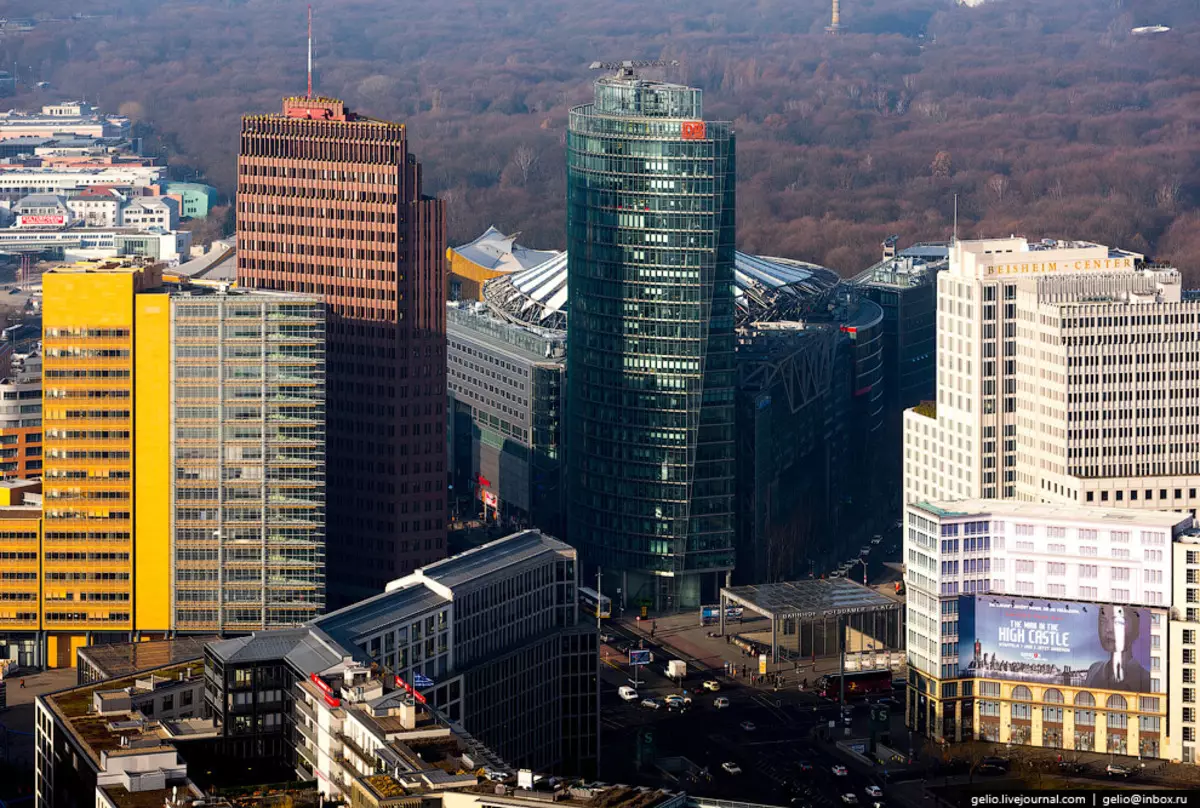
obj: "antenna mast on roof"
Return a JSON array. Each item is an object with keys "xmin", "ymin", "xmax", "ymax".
[
  {"xmin": 953, "ymin": 194, "xmax": 959, "ymax": 245},
  {"xmin": 307, "ymin": 4, "xmax": 314, "ymax": 98},
  {"xmin": 589, "ymin": 60, "xmax": 679, "ymax": 80}
]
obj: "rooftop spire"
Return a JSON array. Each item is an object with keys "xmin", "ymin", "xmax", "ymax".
[{"xmin": 307, "ymin": 4, "xmax": 313, "ymax": 99}]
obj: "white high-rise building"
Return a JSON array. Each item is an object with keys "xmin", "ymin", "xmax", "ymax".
[{"xmin": 904, "ymin": 237, "xmax": 1200, "ymax": 517}]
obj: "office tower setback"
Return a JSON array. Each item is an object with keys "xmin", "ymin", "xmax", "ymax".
[
  {"xmin": 236, "ymin": 96, "xmax": 448, "ymax": 605},
  {"xmin": 23, "ymin": 259, "xmax": 326, "ymax": 668},
  {"xmin": 566, "ymin": 65, "xmax": 736, "ymax": 610}
]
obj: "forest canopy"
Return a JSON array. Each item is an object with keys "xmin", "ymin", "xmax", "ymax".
[{"xmin": 6, "ymin": 0, "xmax": 1200, "ymax": 278}]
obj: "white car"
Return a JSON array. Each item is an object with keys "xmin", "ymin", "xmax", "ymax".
[
  {"xmin": 664, "ymin": 694, "xmax": 692, "ymax": 709},
  {"xmin": 640, "ymin": 698, "xmax": 662, "ymax": 710},
  {"xmin": 865, "ymin": 786, "xmax": 883, "ymax": 798},
  {"xmin": 703, "ymin": 680, "xmax": 721, "ymax": 691},
  {"xmin": 714, "ymin": 696, "xmax": 730, "ymax": 709},
  {"xmin": 832, "ymin": 765, "xmax": 849, "ymax": 777},
  {"xmin": 722, "ymin": 762, "xmax": 743, "ymax": 775},
  {"xmin": 618, "ymin": 686, "xmax": 638, "ymax": 702},
  {"xmin": 841, "ymin": 795, "xmax": 859, "ymax": 806},
  {"xmin": 740, "ymin": 720, "xmax": 757, "ymax": 731}
]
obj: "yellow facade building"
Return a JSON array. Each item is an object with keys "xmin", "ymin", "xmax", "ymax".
[
  {"xmin": 0, "ymin": 259, "xmax": 326, "ymax": 668},
  {"xmin": 0, "ymin": 480, "xmax": 43, "ymax": 653},
  {"xmin": 42, "ymin": 261, "xmax": 164, "ymax": 666}
]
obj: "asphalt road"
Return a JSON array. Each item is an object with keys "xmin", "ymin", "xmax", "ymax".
[
  {"xmin": 594, "ymin": 520, "xmax": 913, "ymax": 806},
  {"xmin": 597, "ymin": 633, "xmax": 912, "ymax": 808}
]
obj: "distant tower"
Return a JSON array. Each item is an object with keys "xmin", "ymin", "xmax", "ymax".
[{"xmin": 827, "ymin": 0, "xmax": 844, "ymax": 34}]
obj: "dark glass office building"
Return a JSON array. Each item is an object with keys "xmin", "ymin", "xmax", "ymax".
[{"xmin": 566, "ymin": 66, "xmax": 736, "ymax": 611}]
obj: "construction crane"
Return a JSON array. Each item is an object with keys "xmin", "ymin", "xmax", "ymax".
[{"xmin": 589, "ymin": 60, "xmax": 679, "ymax": 79}]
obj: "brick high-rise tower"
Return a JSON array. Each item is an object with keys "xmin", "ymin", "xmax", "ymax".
[{"xmin": 236, "ymin": 95, "xmax": 447, "ymax": 606}]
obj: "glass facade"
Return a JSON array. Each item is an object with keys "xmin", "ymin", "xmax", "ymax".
[
  {"xmin": 171, "ymin": 293, "xmax": 326, "ymax": 632},
  {"xmin": 566, "ymin": 73, "xmax": 736, "ymax": 610}
]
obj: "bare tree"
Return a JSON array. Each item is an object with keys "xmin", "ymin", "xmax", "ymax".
[
  {"xmin": 511, "ymin": 144, "xmax": 539, "ymax": 185},
  {"xmin": 1156, "ymin": 179, "xmax": 1182, "ymax": 211},
  {"xmin": 988, "ymin": 174, "xmax": 1010, "ymax": 203}
]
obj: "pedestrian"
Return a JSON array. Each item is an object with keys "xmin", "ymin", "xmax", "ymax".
[{"xmin": 20, "ymin": 678, "xmax": 25, "ymax": 688}]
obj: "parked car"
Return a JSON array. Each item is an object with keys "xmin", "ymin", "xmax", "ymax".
[
  {"xmin": 870, "ymin": 535, "xmax": 882, "ymax": 545},
  {"xmin": 832, "ymin": 765, "xmax": 848, "ymax": 777},
  {"xmin": 722, "ymin": 762, "xmax": 743, "ymax": 775},
  {"xmin": 1106, "ymin": 764, "xmax": 1134, "ymax": 779},
  {"xmin": 860, "ymin": 546, "xmax": 871, "ymax": 556},
  {"xmin": 841, "ymin": 795, "xmax": 859, "ymax": 805},
  {"xmin": 740, "ymin": 720, "xmax": 757, "ymax": 731},
  {"xmin": 714, "ymin": 696, "xmax": 730, "ymax": 709},
  {"xmin": 703, "ymin": 680, "xmax": 721, "ymax": 691},
  {"xmin": 618, "ymin": 686, "xmax": 638, "ymax": 702},
  {"xmin": 640, "ymin": 698, "xmax": 662, "ymax": 710},
  {"xmin": 865, "ymin": 786, "xmax": 883, "ymax": 798}
]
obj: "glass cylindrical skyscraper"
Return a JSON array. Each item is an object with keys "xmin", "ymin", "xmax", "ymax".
[{"xmin": 566, "ymin": 67, "xmax": 736, "ymax": 611}]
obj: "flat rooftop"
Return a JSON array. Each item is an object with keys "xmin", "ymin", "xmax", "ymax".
[
  {"xmin": 101, "ymin": 786, "xmax": 195, "ymax": 808},
  {"xmin": 723, "ymin": 577, "xmax": 902, "ymax": 621},
  {"xmin": 78, "ymin": 636, "xmax": 216, "ymax": 680},
  {"xmin": 914, "ymin": 498, "xmax": 1191, "ymax": 529},
  {"xmin": 41, "ymin": 658, "xmax": 206, "ymax": 768},
  {"xmin": 460, "ymin": 782, "xmax": 683, "ymax": 808},
  {"xmin": 418, "ymin": 529, "xmax": 573, "ymax": 589}
]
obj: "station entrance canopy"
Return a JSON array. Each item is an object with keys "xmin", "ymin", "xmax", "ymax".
[{"xmin": 720, "ymin": 578, "xmax": 904, "ymax": 664}]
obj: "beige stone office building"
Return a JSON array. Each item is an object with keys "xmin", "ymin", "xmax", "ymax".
[{"xmin": 904, "ymin": 236, "xmax": 1200, "ymax": 517}]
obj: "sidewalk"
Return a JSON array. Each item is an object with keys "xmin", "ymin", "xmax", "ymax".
[
  {"xmin": 0, "ymin": 668, "xmax": 76, "ymax": 771},
  {"xmin": 619, "ymin": 611, "xmax": 846, "ymax": 684}
]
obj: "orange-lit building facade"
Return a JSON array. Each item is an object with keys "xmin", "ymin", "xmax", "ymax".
[
  {"xmin": 41, "ymin": 262, "xmax": 154, "ymax": 666},
  {"xmin": 236, "ymin": 96, "xmax": 448, "ymax": 605},
  {"xmin": 0, "ymin": 260, "xmax": 326, "ymax": 668},
  {"xmin": 0, "ymin": 480, "xmax": 43, "ymax": 664},
  {"xmin": 0, "ymin": 352, "xmax": 42, "ymax": 479}
]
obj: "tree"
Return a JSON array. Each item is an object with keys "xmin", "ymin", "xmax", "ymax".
[
  {"xmin": 931, "ymin": 151, "xmax": 953, "ymax": 180},
  {"xmin": 988, "ymin": 175, "xmax": 1010, "ymax": 204},
  {"xmin": 510, "ymin": 144, "xmax": 539, "ymax": 186}
]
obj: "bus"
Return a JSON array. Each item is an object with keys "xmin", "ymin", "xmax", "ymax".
[
  {"xmin": 578, "ymin": 586, "xmax": 612, "ymax": 619},
  {"xmin": 816, "ymin": 669, "xmax": 892, "ymax": 700}
]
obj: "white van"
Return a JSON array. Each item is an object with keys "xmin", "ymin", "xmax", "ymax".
[{"xmin": 618, "ymin": 686, "xmax": 638, "ymax": 702}]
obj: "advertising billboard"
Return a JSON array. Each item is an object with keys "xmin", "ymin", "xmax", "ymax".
[
  {"xmin": 18, "ymin": 215, "xmax": 66, "ymax": 227},
  {"xmin": 628, "ymin": 649, "xmax": 651, "ymax": 667},
  {"xmin": 957, "ymin": 596, "xmax": 1158, "ymax": 694}
]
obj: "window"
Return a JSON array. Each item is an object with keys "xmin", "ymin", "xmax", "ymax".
[{"xmin": 1048, "ymin": 563, "xmax": 1066, "ymax": 576}]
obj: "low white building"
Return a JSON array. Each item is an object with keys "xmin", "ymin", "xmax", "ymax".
[
  {"xmin": 66, "ymin": 187, "xmax": 125, "ymax": 227},
  {"xmin": 121, "ymin": 196, "xmax": 178, "ymax": 230},
  {"xmin": 0, "ymin": 165, "xmax": 164, "ymax": 200},
  {"xmin": 905, "ymin": 498, "xmax": 1183, "ymax": 758}
]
